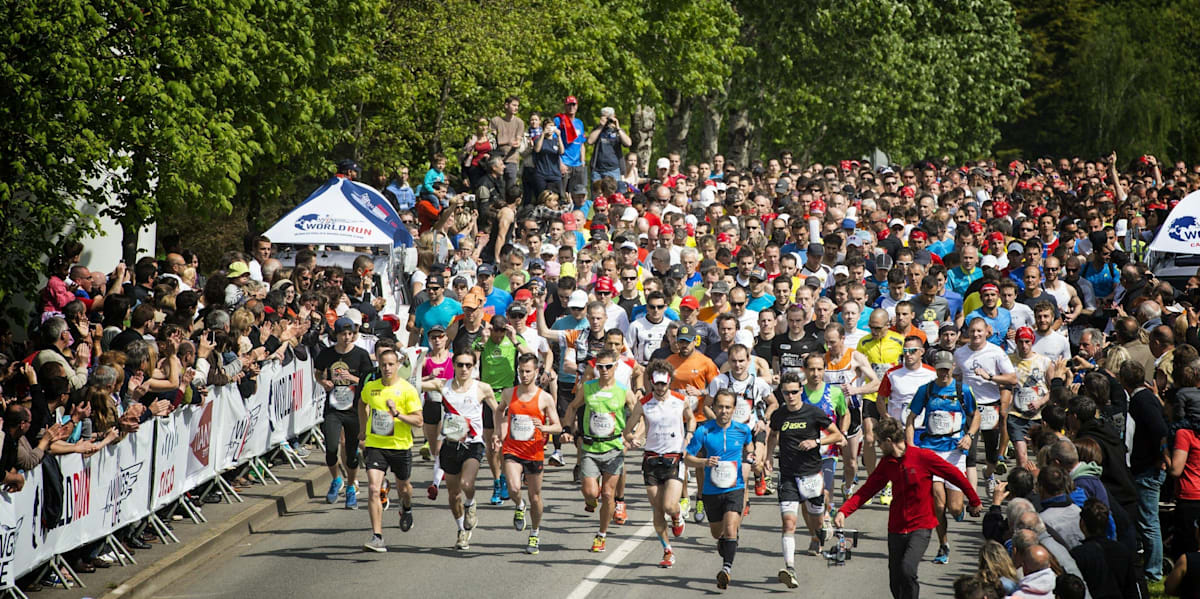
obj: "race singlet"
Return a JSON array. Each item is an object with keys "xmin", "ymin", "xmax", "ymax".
[{"xmin": 589, "ymin": 411, "xmax": 617, "ymax": 437}]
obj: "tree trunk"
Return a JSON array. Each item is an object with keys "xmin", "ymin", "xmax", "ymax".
[
  {"xmin": 631, "ymin": 103, "xmax": 656, "ymax": 171},
  {"xmin": 725, "ymin": 107, "xmax": 753, "ymax": 168},
  {"xmin": 664, "ymin": 89, "xmax": 692, "ymax": 163},
  {"xmin": 699, "ymin": 85, "xmax": 727, "ymax": 163}
]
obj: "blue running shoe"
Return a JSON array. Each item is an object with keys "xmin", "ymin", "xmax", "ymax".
[
  {"xmin": 490, "ymin": 478, "xmax": 503, "ymax": 505},
  {"xmin": 500, "ymin": 473, "xmax": 510, "ymax": 500},
  {"xmin": 345, "ymin": 485, "xmax": 359, "ymax": 510},
  {"xmin": 327, "ymin": 477, "xmax": 343, "ymax": 504},
  {"xmin": 933, "ymin": 544, "xmax": 950, "ymax": 564}
]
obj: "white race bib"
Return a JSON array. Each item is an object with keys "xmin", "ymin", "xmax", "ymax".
[
  {"xmin": 1013, "ymin": 387, "xmax": 1038, "ymax": 414},
  {"xmin": 370, "ymin": 409, "xmax": 395, "ymax": 437},
  {"xmin": 797, "ymin": 472, "xmax": 823, "ymax": 500},
  {"xmin": 330, "ymin": 386, "xmax": 355, "ymax": 411},
  {"xmin": 872, "ymin": 363, "xmax": 891, "ymax": 380},
  {"xmin": 927, "ymin": 410, "xmax": 963, "ymax": 436},
  {"xmin": 509, "ymin": 414, "xmax": 536, "ymax": 441},
  {"xmin": 733, "ymin": 401, "xmax": 752, "ymax": 424},
  {"xmin": 442, "ymin": 413, "xmax": 469, "ymax": 442},
  {"xmin": 589, "ymin": 411, "xmax": 616, "ymax": 437},
  {"xmin": 980, "ymin": 405, "xmax": 1000, "ymax": 431},
  {"xmin": 686, "ymin": 394, "xmax": 699, "ymax": 411},
  {"xmin": 712, "ymin": 460, "xmax": 738, "ymax": 489}
]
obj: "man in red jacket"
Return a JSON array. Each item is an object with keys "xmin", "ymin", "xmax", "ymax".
[{"xmin": 834, "ymin": 416, "xmax": 982, "ymax": 599}]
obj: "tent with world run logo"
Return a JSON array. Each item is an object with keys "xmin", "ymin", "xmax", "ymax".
[
  {"xmin": 1150, "ymin": 189, "xmax": 1200, "ymax": 254},
  {"xmin": 263, "ymin": 175, "xmax": 417, "ymax": 315}
]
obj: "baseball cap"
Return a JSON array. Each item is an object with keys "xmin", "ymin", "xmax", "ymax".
[
  {"xmin": 594, "ymin": 276, "xmax": 616, "ymax": 293},
  {"xmin": 621, "ymin": 207, "xmax": 638, "ymax": 222},
  {"xmin": 668, "ymin": 264, "xmax": 687, "ymax": 280},
  {"xmin": 651, "ymin": 371, "xmax": 671, "ymax": 385},
  {"xmin": 619, "ymin": 240, "xmax": 638, "ymax": 252},
  {"xmin": 659, "ymin": 223, "xmax": 674, "ymax": 236},
  {"xmin": 462, "ymin": 288, "xmax": 485, "ymax": 308},
  {"xmin": 477, "ymin": 264, "xmax": 495, "ymax": 276},
  {"xmin": 679, "ymin": 296, "xmax": 699, "ymax": 310},
  {"xmin": 428, "ymin": 324, "xmax": 447, "ymax": 336},
  {"xmin": 989, "ymin": 232, "xmax": 1005, "ymax": 244},
  {"xmin": 568, "ymin": 289, "xmax": 589, "ymax": 308},
  {"xmin": 228, "ymin": 261, "xmax": 250, "ymax": 278},
  {"xmin": 540, "ymin": 244, "xmax": 558, "ymax": 257},
  {"xmin": 656, "ymin": 157, "xmax": 671, "ymax": 170},
  {"xmin": 1016, "ymin": 326, "xmax": 1035, "ymax": 341},
  {"xmin": 969, "ymin": 221, "xmax": 985, "ymax": 234},
  {"xmin": 571, "ymin": 183, "xmax": 588, "ymax": 196},
  {"xmin": 428, "ymin": 274, "xmax": 446, "ymax": 288},
  {"xmin": 804, "ymin": 276, "xmax": 822, "ymax": 289},
  {"xmin": 710, "ymin": 281, "xmax": 731, "ymax": 294},
  {"xmin": 564, "ymin": 95, "xmax": 578, "ymax": 105},
  {"xmin": 1007, "ymin": 241, "xmax": 1025, "ymax": 254},
  {"xmin": 562, "ymin": 213, "xmax": 579, "ymax": 231},
  {"xmin": 874, "ymin": 253, "xmax": 893, "ymax": 270},
  {"xmin": 981, "ymin": 255, "xmax": 1000, "ymax": 268},
  {"xmin": 842, "ymin": 218, "xmax": 857, "ymax": 230},
  {"xmin": 889, "ymin": 218, "xmax": 905, "ymax": 228},
  {"xmin": 933, "ymin": 351, "xmax": 955, "ymax": 370},
  {"xmin": 807, "ymin": 244, "xmax": 825, "ymax": 257},
  {"xmin": 513, "ymin": 288, "xmax": 533, "ymax": 301},
  {"xmin": 334, "ymin": 317, "xmax": 356, "ymax": 334},
  {"xmin": 939, "ymin": 322, "xmax": 958, "ymax": 335},
  {"xmin": 750, "ymin": 267, "xmax": 768, "ymax": 281},
  {"xmin": 676, "ymin": 324, "xmax": 698, "ymax": 342},
  {"xmin": 507, "ymin": 303, "xmax": 529, "ymax": 317},
  {"xmin": 833, "ymin": 265, "xmax": 849, "ymax": 277},
  {"xmin": 527, "ymin": 258, "xmax": 545, "ymax": 271}
]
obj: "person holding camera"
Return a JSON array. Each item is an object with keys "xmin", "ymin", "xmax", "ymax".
[
  {"xmin": 587, "ymin": 107, "xmax": 631, "ymax": 182},
  {"xmin": 531, "ymin": 118, "xmax": 565, "ymax": 201}
]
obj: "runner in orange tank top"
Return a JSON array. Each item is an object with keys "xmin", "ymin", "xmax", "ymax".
[{"xmin": 495, "ymin": 353, "xmax": 562, "ymax": 554}]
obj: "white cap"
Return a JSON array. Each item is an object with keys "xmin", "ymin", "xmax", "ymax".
[
  {"xmin": 345, "ymin": 308, "xmax": 364, "ymax": 325},
  {"xmin": 656, "ymin": 157, "xmax": 671, "ymax": 170},
  {"xmin": 621, "ymin": 206, "xmax": 639, "ymax": 221},
  {"xmin": 685, "ymin": 214, "xmax": 698, "ymax": 227},
  {"xmin": 621, "ymin": 240, "xmax": 639, "ymax": 251},
  {"xmin": 651, "ymin": 371, "xmax": 670, "ymax": 384},
  {"xmin": 847, "ymin": 235, "xmax": 864, "ymax": 247},
  {"xmin": 699, "ymin": 187, "xmax": 716, "ymax": 204},
  {"xmin": 889, "ymin": 218, "xmax": 904, "ymax": 228},
  {"xmin": 716, "ymin": 182, "xmax": 727, "ymax": 191},
  {"xmin": 1115, "ymin": 218, "xmax": 1129, "ymax": 237},
  {"xmin": 568, "ymin": 289, "xmax": 589, "ymax": 308},
  {"xmin": 540, "ymin": 244, "xmax": 558, "ymax": 256},
  {"xmin": 833, "ymin": 265, "xmax": 849, "ymax": 276},
  {"xmin": 981, "ymin": 255, "xmax": 1000, "ymax": 268}
]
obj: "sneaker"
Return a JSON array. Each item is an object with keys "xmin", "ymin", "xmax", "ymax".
[
  {"xmin": 526, "ymin": 534, "xmax": 540, "ymax": 555},
  {"xmin": 934, "ymin": 544, "xmax": 950, "ymax": 565},
  {"xmin": 399, "ymin": 508, "xmax": 414, "ymax": 532},
  {"xmin": 659, "ymin": 549, "xmax": 676, "ymax": 568},
  {"xmin": 808, "ymin": 538, "xmax": 822, "ymax": 556},
  {"xmin": 584, "ymin": 499, "xmax": 598, "ymax": 513},
  {"xmin": 380, "ymin": 480, "xmax": 390, "ymax": 511},
  {"xmin": 995, "ymin": 459, "xmax": 1008, "ymax": 475},
  {"xmin": 465, "ymin": 503, "xmax": 478, "ymax": 530},
  {"xmin": 345, "ymin": 486, "xmax": 359, "ymax": 510},
  {"xmin": 742, "ymin": 503, "xmax": 750, "ymax": 517},
  {"xmin": 548, "ymin": 450, "xmax": 565, "ymax": 467},
  {"xmin": 419, "ymin": 441, "xmax": 431, "ymax": 461},
  {"xmin": 427, "ymin": 483, "xmax": 439, "ymax": 501},
  {"xmin": 879, "ymin": 482, "xmax": 893, "ymax": 506},
  {"xmin": 822, "ymin": 514, "xmax": 832, "ymax": 540},
  {"xmin": 326, "ymin": 477, "xmax": 344, "ymax": 504},
  {"xmin": 679, "ymin": 497, "xmax": 691, "ymax": 520},
  {"xmin": 513, "ymin": 507, "xmax": 526, "ymax": 531},
  {"xmin": 716, "ymin": 568, "xmax": 731, "ymax": 589},
  {"xmin": 842, "ymin": 480, "xmax": 855, "ymax": 502},
  {"xmin": 590, "ymin": 535, "xmax": 607, "ymax": 553},
  {"xmin": 764, "ymin": 474, "xmax": 777, "ymax": 495},
  {"xmin": 755, "ymin": 476, "xmax": 767, "ymax": 496},
  {"xmin": 671, "ymin": 517, "xmax": 685, "ymax": 538},
  {"xmin": 491, "ymin": 479, "xmax": 503, "ymax": 505},
  {"xmin": 500, "ymin": 474, "xmax": 510, "ymax": 500},
  {"xmin": 694, "ymin": 500, "xmax": 706, "ymax": 523},
  {"xmin": 778, "ymin": 567, "xmax": 799, "ymax": 588},
  {"xmin": 294, "ymin": 445, "xmax": 311, "ymax": 459},
  {"xmin": 455, "ymin": 529, "xmax": 471, "ymax": 550},
  {"xmin": 363, "ymin": 536, "xmax": 386, "ymax": 552},
  {"xmin": 954, "ymin": 507, "xmax": 966, "ymax": 523},
  {"xmin": 986, "ymin": 476, "xmax": 998, "ymax": 497},
  {"xmin": 613, "ymin": 500, "xmax": 627, "ymax": 525}
]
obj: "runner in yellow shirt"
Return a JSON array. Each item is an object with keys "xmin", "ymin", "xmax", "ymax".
[{"xmin": 855, "ymin": 309, "xmax": 905, "ymax": 504}]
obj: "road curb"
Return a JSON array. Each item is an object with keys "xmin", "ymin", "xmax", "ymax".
[{"xmin": 101, "ymin": 466, "xmax": 332, "ymax": 599}]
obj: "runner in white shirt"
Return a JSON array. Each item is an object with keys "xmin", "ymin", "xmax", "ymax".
[
  {"xmin": 627, "ymin": 291, "xmax": 673, "ymax": 363},
  {"xmin": 1030, "ymin": 301, "xmax": 1070, "ymax": 363},
  {"xmin": 840, "ymin": 300, "xmax": 869, "ymax": 348},
  {"xmin": 954, "ymin": 317, "xmax": 1017, "ymax": 496},
  {"xmin": 999, "ymin": 280, "xmax": 1035, "ymax": 352},
  {"xmin": 707, "ymin": 345, "xmax": 777, "ymax": 502},
  {"xmin": 876, "ymin": 336, "xmax": 938, "ymax": 425},
  {"xmin": 821, "ymin": 323, "xmax": 880, "ymax": 499}
]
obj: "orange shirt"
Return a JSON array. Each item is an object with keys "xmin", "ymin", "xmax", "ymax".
[
  {"xmin": 697, "ymin": 305, "xmax": 728, "ymax": 324},
  {"xmin": 667, "ymin": 351, "xmax": 720, "ymax": 421},
  {"xmin": 501, "ymin": 387, "xmax": 549, "ymax": 462},
  {"xmin": 891, "ymin": 324, "xmax": 927, "ymax": 345}
]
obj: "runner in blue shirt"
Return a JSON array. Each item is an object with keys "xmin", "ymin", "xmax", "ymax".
[
  {"xmin": 964, "ymin": 283, "xmax": 1011, "ymax": 348},
  {"xmin": 686, "ymin": 389, "xmax": 756, "ymax": 589}
]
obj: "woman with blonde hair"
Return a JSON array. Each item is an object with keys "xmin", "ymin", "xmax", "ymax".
[{"xmin": 976, "ymin": 540, "xmax": 1019, "ymax": 596}]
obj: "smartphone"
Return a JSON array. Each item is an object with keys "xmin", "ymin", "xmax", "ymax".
[{"xmin": 55, "ymin": 406, "xmax": 65, "ymax": 424}]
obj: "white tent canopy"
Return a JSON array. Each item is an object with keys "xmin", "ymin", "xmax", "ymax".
[
  {"xmin": 1149, "ymin": 189, "xmax": 1200, "ymax": 255},
  {"xmin": 263, "ymin": 176, "xmax": 414, "ymax": 248}
]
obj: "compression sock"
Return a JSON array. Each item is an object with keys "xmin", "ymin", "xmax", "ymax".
[
  {"xmin": 455, "ymin": 516, "xmax": 465, "ymax": 531},
  {"xmin": 781, "ymin": 534, "xmax": 796, "ymax": 568},
  {"xmin": 432, "ymin": 457, "xmax": 444, "ymax": 487},
  {"xmin": 717, "ymin": 537, "xmax": 738, "ymax": 570}
]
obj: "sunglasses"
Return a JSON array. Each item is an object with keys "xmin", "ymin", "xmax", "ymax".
[
  {"xmin": 647, "ymin": 304, "xmax": 666, "ymax": 310},
  {"xmin": 427, "ymin": 286, "xmax": 442, "ymax": 292},
  {"xmin": 730, "ymin": 302, "xmax": 746, "ymax": 308},
  {"xmin": 596, "ymin": 290, "xmax": 611, "ymax": 296},
  {"xmin": 595, "ymin": 363, "xmax": 615, "ymax": 371},
  {"xmin": 621, "ymin": 276, "xmax": 637, "ymax": 281},
  {"xmin": 454, "ymin": 361, "xmax": 474, "ymax": 368},
  {"xmin": 902, "ymin": 347, "xmax": 920, "ymax": 354},
  {"xmin": 783, "ymin": 388, "xmax": 802, "ymax": 395}
]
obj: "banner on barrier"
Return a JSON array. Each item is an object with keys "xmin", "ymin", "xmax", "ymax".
[{"xmin": 153, "ymin": 412, "xmax": 189, "ymax": 510}]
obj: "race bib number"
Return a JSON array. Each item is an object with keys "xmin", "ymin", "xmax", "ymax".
[
  {"xmin": 712, "ymin": 460, "xmax": 739, "ymax": 489},
  {"xmin": 733, "ymin": 401, "xmax": 752, "ymax": 424},
  {"xmin": 330, "ymin": 386, "xmax": 355, "ymax": 411},
  {"xmin": 920, "ymin": 320, "xmax": 940, "ymax": 341},
  {"xmin": 1013, "ymin": 387, "xmax": 1038, "ymax": 414},
  {"xmin": 442, "ymin": 413, "xmax": 469, "ymax": 442},
  {"xmin": 980, "ymin": 405, "xmax": 1000, "ymax": 431},
  {"xmin": 589, "ymin": 411, "xmax": 616, "ymax": 437},
  {"xmin": 371, "ymin": 409, "xmax": 395, "ymax": 437},
  {"xmin": 510, "ymin": 414, "xmax": 536, "ymax": 441},
  {"xmin": 797, "ymin": 472, "xmax": 823, "ymax": 500},
  {"xmin": 871, "ymin": 363, "xmax": 891, "ymax": 380},
  {"xmin": 903, "ymin": 404, "xmax": 920, "ymax": 428},
  {"xmin": 927, "ymin": 410, "xmax": 963, "ymax": 436},
  {"xmin": 686, "ymin": 393, "xmax": 699, "ymax": 411}
]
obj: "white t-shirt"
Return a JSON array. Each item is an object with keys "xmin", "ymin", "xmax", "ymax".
[
  {"xmin": 954, "ymin": 343, "xmax": 1015, "ymax": 405},
  {"xmin": 628, "ymin": 316, "xmax": 672, "ymax": 363},
  {"xmin": 1033, "ymin": 331, "xmax": 1071, "ymax": 363},
  {"xmin": 604, "ymin": 303, "xmax": 630, "ymax": 333},
  {"xmin": 518, "ymin": 327, "xmax": 550, "ymax": 357},
  {"xmin": 1005, "ymin": 302, "xmax": 1035, "ymax": 352},
  {"xmin": 878, "ymin": 364, "xmax": 938, "ymax": 421},
  {"xmin": 707, "ymin": 372, "xmax": 774, "ymax": 427}
]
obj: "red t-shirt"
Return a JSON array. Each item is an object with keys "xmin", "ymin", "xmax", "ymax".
[{"xmin": 1175, "ymin": 428, "xmax": 1200, "ymax": 501}]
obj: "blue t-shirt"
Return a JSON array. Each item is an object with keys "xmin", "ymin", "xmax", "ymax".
[
  {"xmin": 483, "ymin": 287, "xmax": 513, "ymax": 315},
  {"xmin": 942, "ymin": 289, "xmax": 964, "ymax": 318},
  {"xmin": 1081, "ymin": 261, "xmax": 1118, "ymax": 299},
  {"xmin": 746, "ymin": 294, "xmax": 775, "ymax": 313},
  {"xmin": 630, "ymin": 305, "xmax": 679, "ymax": 322},
  {"xmin": 413, "ymin": 297, "xmax": 463, "ymax": 346},
  {"xmin": 928, "ymin": 238, "xmax": 955, "ymax": 259},
  {"xmin": 965, "ymin": 307, "xmax": 1012, "ymax": 349},
  {"xmin": 908, "ymin": 380, "xmax": 977, "ymax": 452},
  {"xmin": 554, "ymin": 116, "xmax": 586, "ymax": 167},
  {"xmin": 687, "ymin": 420, "xmax": 754, "ymax": 495}
]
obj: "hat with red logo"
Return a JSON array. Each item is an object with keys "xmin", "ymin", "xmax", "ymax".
[
  {"xmin": 809, "ymin": 200, "xmax": 826, "ymax": 214},
  {"xmin": 1016, "ymin": 326, "xmax": 1035, "ymax": 341},
  {"xmin": 594, "ymin": 276, "xmax": 616, "ymax": 293},
  {"xmin": 993, "ymin": 201, "xmax": 1011, "ymax": 217},
  {"xmin": 564, "ymin": 95, "xmax": 578, "ymax": 105}
]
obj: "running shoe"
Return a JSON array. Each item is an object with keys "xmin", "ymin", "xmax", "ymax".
[
  {"xmin": 590, "ymin": 535, "xmax": 607, "ymax": 553},
  {"xmin": 671, "ymin": 517, "xmax": 685, "ymax": 538},
  {"xmin": 613, "ymin": 500, "xmax": 628, "ymax": 525},
  {"xmin": 363, "ymin": 536, "xmax": 386, "ymax": 552},
  {"xmin": 996, "ymin": 459, "xmax": 1008, "ymax": 475},
  {"xmin": 345, "ymin": 486, "xmax": 359, "ymax": 510},
  {"xmin": 879, "ymin": 482, "xmax": 893, "ymax": 506},
  {"xmin": 548, "ymin": 450, "xmax": 565, "ymax": 467},
  {"xmin": 399, "ymin": 508, "xmax": 414, "ymax": 532},
  {"xmin": 380, "ymin": 480, "xmax": 390, "ymax": 511},
  {"xmin": 716, "ymin": 568, "xmax": 731, "ymax": 589},
  {"xmin": 419, "ymin": 441, "xmax": 432, "ymax": 461},
  {"xmin": 679, "ymin": 497, "xmax": 691, "ymax": 520},
  {"xmin": 513, "ymin": 507, "xmax": 526, "ymax": 531},
  {"xmin": 465, "ymin": 503, "xmax": 478, "ymax": 530},
  {"xmin": 742, "ymin": 503, "xmax": 750, "ymax": 517},
  {"xmin": 326, "ymin": 477, "xmax": 343, "ymax": 504},
  {"xmin": 954, "ymin": 507, "xmax": 966, "ymax": 522},
  {"xmin": 765, "ymin": 474, "xmax": 777, "ymax": 495},
  {"xmin": 500, "ymin": 473, "xmax": 510, "ymax": 500},
  {"xmin": 778, "ymin": 567, "xmax": 799, "ymax": 588},
  {"xmin": 986, "ymin": 476, "xmax": 998, "ymax": 497},
  {"xmin": 755, "ymin": 476, "xmax": 767, "ymax": 496},
  {"xmin": 934, "ymin": 544, "xmax": 950, "ymax": 565},
  {"xmin": 842, "ymin": 479, "xmax": 856, "ymax": 502},
  {"xmin": 294, "ymin": 445, "xmax": 311, "ymax": 459},
  {"xmin": 808, "ymin": 538, "xmax": 821, "ymax": 556},
  {"xmin": 822, "ymin": 514, "xmax": 833, "ymax": 541},
  {"xmin": 455, "ymin": 529, "xmax": 471, "ymax": 550},
  {"xmin": 526, "ymin": 534, "xmax": 540, "ymax": 555},
  {"xmin": 659, "ymin": 549, "xmax": 675, "ymax": 568},
  {"xmin": 427, "ymin": 483, "xmax": 439, "ymax": 501},
  {"xmin": 694, "ymin": 500, "xmax": 706, "ymax": 523},
  {"xmin": 584, "ymin": 498, "xmax": 598, "ymax": 513},
  {"xmin": 491, "ymin": 479, "xmax": 503, "ymax": 505}
]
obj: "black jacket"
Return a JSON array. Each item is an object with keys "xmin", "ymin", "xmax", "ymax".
[
  {"xmin": 1077, "ymin": 419, "xmax": 1137, "ymax": 506},
  {"xmin": 1069, "ymin": 535, "xmax": 1140, "ymax": 599}
]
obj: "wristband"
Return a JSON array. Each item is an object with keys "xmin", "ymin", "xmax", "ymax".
[{"xmin": 562, "ymin": 426, "xmax": 572, "ymax": 436}]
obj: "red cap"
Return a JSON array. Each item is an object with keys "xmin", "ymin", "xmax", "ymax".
[
  {"xmin": 1016, "ymin": 326, "xmax": 1035, "ymax": 341},
  {"xmin": 1031, "ymin": 182, "xmax": 1044, "ymax": 191},
  {"xmin": 564, "ymin": 95, "xmax": 578, "ymax": 105},
  {"xmin": 910, "ymin": 230, "xmax": 928, "ymax": 242},
  {"xmin": 809, "ymin": 200, "xmax": 826, "ymax": 214},
  {"xmin": 680, "ymin": 296, "xmax": 699, "ymax": 310},
  {"xmin": 839, "ymin": 160, "xmax": 852, "ymax": 171},
  {"xmin": 1008, "ymin": 160, "xmax": 1021, "ymax": 172},
  {"xmin": 1016, "ymin": 181, "xmax": 1031, "ymax": 191},
  {"xmin": 969, "ymin": 221, "xmax": 984, "ymax": 234},
  {"xmin": 900, "ymin": 186, "xmax": 915, "ymax": 198},
  {"xmin": 1148, "ymin": 202, "xmax": 1167, "ymax": 211},
  {"xmin": 1031, "ymin": 206, "xmax": 1047, "ymax": 218},
  {"xmin": 514, "ymin": 288, "xmax": 533, "ymax": 301},
  {"xmin": 717, "ymin": 232, "xmax": 733, "ymax": 243},
  {"xmin": 612, "ymin": 193, "xmax": 631, "ymax": 206},
  {"xmin": 659, "ymin": 223, "xmax": 674, "ymax": 236},
  {"xmin": 381, "ymin": 314, "xmax": 401, "ymax": 332},
  {"xmin": 993, "ymin": 201, "xmax": 1010, "ymax": 217},
  {"xmin": 594, "ymin": 197, "xmax": 609, "ymax": 210},
  {"xmin": 562, "ymin": 213, "xmax": 578, "ymax": 231},
  {"xmin": 594, "ymin": 276, "xmax": 616, "ymax": 293},
  {"xmin": 989, "ymin": 232, "xmax": 1005, "ymax": 244}
]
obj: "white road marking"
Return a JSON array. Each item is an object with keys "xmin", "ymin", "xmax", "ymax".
[{"xmin": 564, "ymin": 523, "xmax": 656, "ymax": 599}]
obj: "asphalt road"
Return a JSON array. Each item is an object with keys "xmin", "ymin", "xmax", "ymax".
[{"xmin": 166, "ymin": 446, "xmax": 985, "ymax": 599}]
